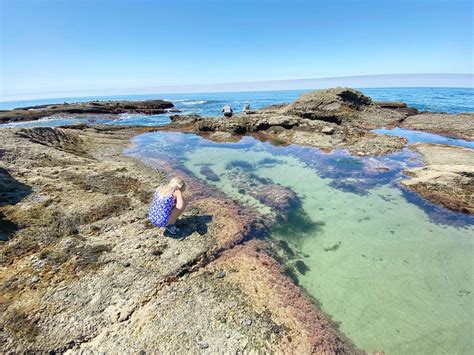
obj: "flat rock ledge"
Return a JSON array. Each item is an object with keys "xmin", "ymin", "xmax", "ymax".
[
  {"xmin": 0, "ymin": 125, "xmax": 356, "ymax": 353},
  {"xmin": 401, "ymin": 143, "xmax": 474, "ymax": 213}
]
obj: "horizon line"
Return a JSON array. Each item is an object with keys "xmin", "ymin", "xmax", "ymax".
[{"xmin": 1, "ymin": 73, "xmax": 472, "ymax": 103}]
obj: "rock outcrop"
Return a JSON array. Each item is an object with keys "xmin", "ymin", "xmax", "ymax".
[
  {"xmin": 166, "ymin": 88, "xmax": 411, "ymax": 155},
  {"xmin": 284, "ymin": 87, "xmax": 373, "ymax": 123},
  {"xmin": 402, "ymin": 143, "xmax": 474, "ymax": 213},
  {"xmin": 0, "ymin": 100, "xmax": 174, "ymax": 124}
]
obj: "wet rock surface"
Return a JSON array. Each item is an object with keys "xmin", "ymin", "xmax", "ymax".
[
  {"xmin": 0, "ymin": 99, "xmax": 174, "ymax": 124},
  {"xmin": 0, "ymin": 125, "xmax": 354, "ymax": 353}
]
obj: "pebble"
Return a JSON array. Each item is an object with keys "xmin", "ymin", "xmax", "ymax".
[
  {"xmin": 216, "ymin": 270, "xmax": 226, "ymax": 278},
  {"xmin": 245, "ymin": 318, "xmax": 252, "ymax": 326},
  {"xmin": 197, "ymin": 341, "xmax": 209, "ymax": 349},
  {"xmin": 321, "ymin": 126, "xmax": 336, "ymax": 135}
]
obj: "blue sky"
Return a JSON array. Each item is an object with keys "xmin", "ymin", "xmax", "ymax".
[{"xmin": 1, "ymin": 0, "xmax": 472, "ymax": 99}]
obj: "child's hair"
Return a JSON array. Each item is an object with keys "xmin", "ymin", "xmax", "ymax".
[{"xmin": 157, "ymin": 176, "xmax": 186, "ymax": 199}]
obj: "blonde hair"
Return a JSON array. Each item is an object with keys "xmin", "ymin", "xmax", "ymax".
[{"xmin": 157, "ymin": 176, "xmax": 186, "ymax": 199}]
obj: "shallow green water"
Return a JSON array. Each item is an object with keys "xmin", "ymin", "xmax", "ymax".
[{"xmin": 126, "ymin": 132, "xmax": 474, "ymax": 354}]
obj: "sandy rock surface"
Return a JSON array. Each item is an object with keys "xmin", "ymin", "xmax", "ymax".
[{"xmin": 402, "ymin": 143, "xmax": 474, "ymax": 213}]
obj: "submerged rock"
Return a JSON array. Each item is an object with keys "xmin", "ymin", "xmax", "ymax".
[
  {"xmin": 226, "ymin": 169, "xmax": 300, "ymax": 220},
  {"xmin": 199, "ymin": 165, "xmax": 220, "ymax": 182}
]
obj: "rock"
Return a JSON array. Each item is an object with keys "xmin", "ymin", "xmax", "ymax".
[
  {"xmin": 321, "ymin": 126, "xmax": 336, "ymax": 135},
  {"xmin": 30, "ymin": 276, "xmax": 39, "ymax": 284},
  {"xmin": 169, "ymin": 114, "xmax": 202, "ymax": 125},
  {"xmin": 376, "ymin": 101, "xmax": 407, "ymax": 109},
  {"xmin": 401, "ymin": 143, "xmax": 474, "ymax": 214},
  {"xmin": 284, "ymin": 87, "xmax": 373, "ymax": 123},
  {"xmin": 200, "ymin": 165, "xmax": 220, "ymax": 182},
  {"xmin": 226, "ymin": 169, "xmax": 300, "ymax": 221},
  {"xmin": 216, "ymin": 270, "xmax": 226, "ymax": 278},
  {"xmin": 0, "ymin": 100, "xmax": 174, "ymax": 124},
  {"xmin": 196, "ymin": 340, "xmax": 209, "ymax": 349},
  {"xmin": 401, "ymin": 112, "xmax": 474, "ymax": 140}
]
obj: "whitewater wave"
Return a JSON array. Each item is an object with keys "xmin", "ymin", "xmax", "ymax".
[{"xmin": 180, "ymin": 100, "xmax": 209, "ymax": 105}]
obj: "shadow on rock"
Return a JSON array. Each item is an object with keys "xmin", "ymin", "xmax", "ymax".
[
  {"xmin": 165, "ymin": 214, "xmax": 213, "ymax": 239},
  {"xmin": 0, "ymin": 168, "xmax": 32, "ymax": 241}
]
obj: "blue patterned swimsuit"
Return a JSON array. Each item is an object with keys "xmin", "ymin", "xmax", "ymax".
[{"xmin": 148, "ymin": 189, "xmax": 175, "ymax": 227}]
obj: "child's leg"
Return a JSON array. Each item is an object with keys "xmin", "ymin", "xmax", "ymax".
[{"xmin": 167, "ymin": 201, "xmax": 187, "ymax": 225}]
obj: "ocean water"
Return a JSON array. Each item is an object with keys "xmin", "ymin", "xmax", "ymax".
[
  {"xmin": 125, "ymin": 131, "xmax": 474, "ymax": 354},
  {"xmin": 1, "ymin": 87, "xmax": 473, "ymax": 129}
]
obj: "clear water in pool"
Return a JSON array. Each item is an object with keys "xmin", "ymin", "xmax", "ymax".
[
  {"xmin": 372, "ymin": 127, "xmax": 474, "ymax": 149},
  {"xmin": 125, "ymin": 131, "xmax": 474, "ymax": 354}
]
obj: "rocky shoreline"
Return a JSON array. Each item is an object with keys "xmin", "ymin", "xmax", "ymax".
[
  {"xmin": 0, "ymin": 99, "xmax": 175, "ymax": 124},
  {"xmin": 1, "ymin": 88, "xmax": 473, "ymax": 353},
  {"xmin": 159, "ymin": 88, "xmax": 473, "ymax": 214},
  {"xmin": 0, "ymin": 125, "xmax": 355, "ymax": 353}
]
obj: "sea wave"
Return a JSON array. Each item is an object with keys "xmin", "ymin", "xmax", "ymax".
[{"xmin": 180, "ymin": 100, "xmax": 209, "ymax": 105}]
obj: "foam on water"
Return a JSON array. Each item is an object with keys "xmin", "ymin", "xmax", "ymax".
[{"xmin": 125, "ymin": 131, "xmax": 474, "ymax": 354}]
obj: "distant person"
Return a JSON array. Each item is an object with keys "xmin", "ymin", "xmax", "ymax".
[
  {"xmin": 243, "ymin": 104, "xmax": 251, "ymax": 114},
  {"xmin": 148, "ymin": 177, "xmax": 187, "ymax": 235},
  {"xmin": 221, "ymin": 104, "xmax": 233, "ymax": 118}
]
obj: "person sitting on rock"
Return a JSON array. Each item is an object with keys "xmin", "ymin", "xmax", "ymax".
[
  {"xmin": 148, "ymin": 177, "xmax": 187, "ymax": 235},
  {"xmin": 243, "ymin": 103, "xmax": 251, "ymax": 114},
  {"xmin": 221, "ymin": 104, "xmax": 233, "ymax": 118}
]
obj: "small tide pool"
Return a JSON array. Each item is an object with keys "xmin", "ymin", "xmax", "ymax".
[
  {"xmin": 125, "ymin": 131, "xmax": 474, "ymax": 354},
  {"xmin": 373, "ymin": 127, "xmax": 474, "ymax": 149}
]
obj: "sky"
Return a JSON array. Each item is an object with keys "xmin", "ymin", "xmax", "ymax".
[{"xmin": 0, "ymin": 0, "xmax": 473, "ymax": 99}]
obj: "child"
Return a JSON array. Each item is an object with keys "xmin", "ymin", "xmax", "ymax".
[{"xmin": 148, "ymin": 177, "xmax": 187, "ymax": 234}]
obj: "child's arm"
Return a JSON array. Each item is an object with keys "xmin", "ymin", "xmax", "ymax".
[{"xmin": 174, "ymin": 190, "xmax": 185, "ymax": 210}]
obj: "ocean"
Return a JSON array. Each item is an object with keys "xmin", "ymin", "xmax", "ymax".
[{"xmin": 0, "ymin": 87, "xmax": 473, "ymax": 129}]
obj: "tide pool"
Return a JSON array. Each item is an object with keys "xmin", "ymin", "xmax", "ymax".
[{"xmin": 126, "ymin": 131, "xmax": 474, "ymax": 354}]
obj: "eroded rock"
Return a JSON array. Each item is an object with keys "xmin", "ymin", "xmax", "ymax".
[{"xmin": 402, "ymin": 143, "xmax": 474, "ymax": 213}]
